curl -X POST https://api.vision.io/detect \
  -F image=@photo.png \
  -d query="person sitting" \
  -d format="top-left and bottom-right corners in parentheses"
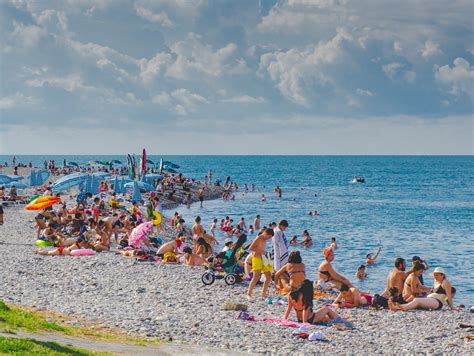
top-left (156, 235), bottom-right (184, 260)
top-left (389, 267), bottom-right (456, 311)
top-left (366, 246), bottom-right (382, 265)
top-left (283, 280), bottom-right (352, 328)
top-left (194, 237), bottom-right (213, 259)
top-left (402, 261), bottom-right (432, 302)
top-left (355, 265), bottom-right (367, 279)
top-left (380, 257), bottom-right (407, 305)
top-left (183, 246), bottom-right (206, 266)
top-left (407, 255), bottom-right (429, 286)
top-left (332, 284), bottom-right (373, 308)
top-left (317, 247), bottom-right (352, 290)
top-left (275, 251), bottom-right (306, 293)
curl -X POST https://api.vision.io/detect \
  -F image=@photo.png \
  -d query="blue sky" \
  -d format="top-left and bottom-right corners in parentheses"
top-left (0, 0), bottom-right (473, 154)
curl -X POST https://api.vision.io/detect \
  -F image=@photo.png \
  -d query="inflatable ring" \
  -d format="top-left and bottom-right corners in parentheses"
top-left (70, 249), bottom-right (95, 256)
top-left (35, 240), bottom-right (53, 247)
top-left (152, 211), bottom-right (162, 225)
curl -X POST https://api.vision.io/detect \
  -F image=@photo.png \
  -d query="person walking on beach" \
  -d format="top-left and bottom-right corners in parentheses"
top-left (247, 228), bottom-right (274, 300)
top-left (272, 220), bottom-right (289, 271)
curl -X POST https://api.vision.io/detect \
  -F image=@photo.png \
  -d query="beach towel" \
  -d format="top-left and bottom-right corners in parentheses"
top-left (236, 312), bottom-right (307, 328)
top-left (272, 227), bottom-right (289, 271)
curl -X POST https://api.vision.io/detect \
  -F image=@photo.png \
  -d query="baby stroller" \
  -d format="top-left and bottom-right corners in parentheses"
top-left (201, 233), bottom-right (247, 286)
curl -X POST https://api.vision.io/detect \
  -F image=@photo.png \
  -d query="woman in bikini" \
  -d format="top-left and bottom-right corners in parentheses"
top-left (332, 284), bottom-right (373, 308)
top-left (402, 262), bottom-right (432, 302)
top-left (183, 246), bottom-right (207, 266)
top-left (317, 247), bottom-right (352, 289)
top-left (389, 267), bottom-right (456, 311)
top-left (283, 280), bottom-right (351, 327)
top-left (275, 251), bottom-right (306, 293)
top-left (36, 237), bottom-right (89, 256)
top-left (194, 237), bottom-right (213, 259)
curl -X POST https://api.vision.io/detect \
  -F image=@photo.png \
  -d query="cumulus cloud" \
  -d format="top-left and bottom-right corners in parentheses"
top-left (382, 62), bottom-right (403, 80)
top-left (166, 33), bottom-right (240, 79)
top-left (435, 57), bottom-right (474, 99)
top-left (0, 92), bottom-right (40, 109)
top-left (134, 4), bottom-right (173, 27)
top-left (25, 74), bottom-right (97, 93)
top-left (139, 53), bottom-right (172, 82)
top-left (259, 29), bottom-right (352, 106)
top-left (221, 95), bottom-right (266, 104)
top-left (152, 88), bottom-right (209, 115)
top-left (420, 40), bottom-right (442, 59)
top-left (10, 21), bottom-right (46, 47)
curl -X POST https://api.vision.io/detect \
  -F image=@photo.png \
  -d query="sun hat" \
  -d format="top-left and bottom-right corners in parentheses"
top-left (429, 267), bottom-right (446, 276)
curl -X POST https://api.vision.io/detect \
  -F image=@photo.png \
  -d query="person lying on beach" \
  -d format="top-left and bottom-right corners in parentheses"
top-left (247, 228), bottom-right (274, 300)
top-left (36, 237), bottom-right (89, 256)
top-left (366, 246), bottom-right (382, 265)
top-left (283, 280), bottom-right (351, 327)
top-left (355, 265), bottom-right (367, 279)
top-left (275, 251), bottom-right (306, 293)
top-left (402, 262), bottom-right (433, 302)
top-left (332, 284), bottom-right (373, 308)
top-left (183, 247), bottom-right (206, 266)
top-left (389, 267), bottom-right (455, 311)
top-left (317, 247), bottom-right (353, 290)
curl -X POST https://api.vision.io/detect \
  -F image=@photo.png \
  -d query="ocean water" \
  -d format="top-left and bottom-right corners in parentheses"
top-left (2, 155), bottom-right (473, 305)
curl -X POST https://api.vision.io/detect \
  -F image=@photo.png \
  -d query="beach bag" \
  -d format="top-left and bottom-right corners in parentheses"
top-left (236, 311), bottom-right (254, 321)
top-left (372, 294), bottom-right (388, 309)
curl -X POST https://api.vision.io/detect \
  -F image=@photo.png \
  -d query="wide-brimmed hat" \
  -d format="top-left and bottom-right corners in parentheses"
top-left (429, 267), bottom-right (446, 276)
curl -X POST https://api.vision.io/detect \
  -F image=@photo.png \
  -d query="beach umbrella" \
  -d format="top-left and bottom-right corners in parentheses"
top-left (120, 177), bottom-right (126, 193)
top-left (141, 149), bottom-right (147, 173)
top-left (52, 172), bottom-right (87, 192)
top-left (124, 181), bottom-right (155, 192)
top-left (68, 162), bottom-right (79, 167)
top-left (146, 159), bottom-right (154, 165)
top-left (158, 158), bottom-right (163, 173)
top-left (4, 182), bottom-right (28, 189)
top-left (163, 167), bottom-right (178, 174)
top-left (0, 175), bottom-right (12, 184)
top-left (145, 174), bottom-right (163, 180)
top-left (113, 177), bottom-right (121, 194)
top-left (111, 160), bottom-right (122, 165)
top-left (91, 175), bottom-right (100, 194)
top-left (131, 181), bottom-right (142, 202)
top-left (29, 171), bottom-right (38, 186)
top-left (6, 175), bottom-right (24, 182)
top-left (25, 196), bottom-right (61, 211)
top-left (163, 161), bottom-right (180, 169)
top-left (92, 172), bottom-right (111, 179)
top-left (128, 221), bottom-right (153, 247)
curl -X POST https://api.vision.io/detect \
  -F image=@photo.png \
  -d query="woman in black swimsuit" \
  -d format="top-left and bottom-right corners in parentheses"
top-left (317, 247), bottom-right (352, 289)
top-left (275, 251), bottom-right (306, 292)
top-left (283, 280), bottom-right (345, 325)
top-left (389, 267), bottom-right (456, 311)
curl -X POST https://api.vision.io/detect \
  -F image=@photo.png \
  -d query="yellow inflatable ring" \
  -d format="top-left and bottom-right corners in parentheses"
top-left (152, 211), bottom-right (162, 225)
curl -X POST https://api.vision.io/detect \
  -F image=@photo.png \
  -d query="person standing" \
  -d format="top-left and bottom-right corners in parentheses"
top-left (247, 228), bottom-right (274, 300)
top-left (253, 215), bottom-right (261, 231)
top-left (272, 219), bottom-right (289, 271)
top-left (198, 187), bottom-right (205, 208)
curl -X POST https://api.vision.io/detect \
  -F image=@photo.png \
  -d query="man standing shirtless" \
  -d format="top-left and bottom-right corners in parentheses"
top-left (246, 228), bottom-right (274, 301)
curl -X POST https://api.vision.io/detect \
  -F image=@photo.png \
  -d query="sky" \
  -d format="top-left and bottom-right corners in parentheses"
top-left (0, 0), bottom-right (473, 155)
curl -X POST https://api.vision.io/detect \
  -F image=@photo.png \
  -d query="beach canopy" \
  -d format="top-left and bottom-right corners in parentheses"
top-left (3, 182), bottom-right (28, 189)
top-left (25, 196), bottom-right (61, 210)
top-left (129, 221), bottom-right (153, 247)
top-left (124, 181), bottom-right (155, 192)
top-left (52, 172), bottom-right (87, 192)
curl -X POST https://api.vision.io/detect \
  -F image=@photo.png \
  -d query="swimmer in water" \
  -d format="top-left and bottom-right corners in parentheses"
top-left (261, 194), bottom-right (266, 202)
top-left (366, 246), bottom-right (382, 266)
top-left (289, 235), bottom-right (298, 245)
top-left (355, 264), bottom-right (367, 279)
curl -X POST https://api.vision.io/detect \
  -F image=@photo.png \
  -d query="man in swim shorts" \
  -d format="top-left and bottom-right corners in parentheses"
top-left (246, 228), bottom-right (274, 301)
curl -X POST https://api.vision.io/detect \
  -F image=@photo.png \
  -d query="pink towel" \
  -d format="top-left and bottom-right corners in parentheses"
top-left (254, 317), bottom-right (307, 328)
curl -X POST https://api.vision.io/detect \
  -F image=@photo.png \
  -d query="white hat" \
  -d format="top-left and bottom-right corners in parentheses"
top-left (429, 267), bottom-right (446, 276)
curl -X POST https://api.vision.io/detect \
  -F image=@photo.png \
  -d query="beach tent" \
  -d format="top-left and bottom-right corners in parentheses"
top-left (37, 170), bottom-right (50, 185)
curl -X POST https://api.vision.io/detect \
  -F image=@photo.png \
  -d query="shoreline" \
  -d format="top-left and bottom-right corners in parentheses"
top-left (0, 206), bottom-right (473, 354)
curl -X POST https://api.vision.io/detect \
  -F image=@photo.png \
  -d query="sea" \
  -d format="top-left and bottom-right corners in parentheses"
top-left (2, 155), bottom-right (473, 305)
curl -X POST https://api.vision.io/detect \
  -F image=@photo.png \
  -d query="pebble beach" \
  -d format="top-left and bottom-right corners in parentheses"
top-left (0, 205), bottom-right (472, 354)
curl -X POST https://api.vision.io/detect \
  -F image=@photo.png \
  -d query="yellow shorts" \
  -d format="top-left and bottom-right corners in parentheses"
top-left (252, 256), bottom-right (273, 273)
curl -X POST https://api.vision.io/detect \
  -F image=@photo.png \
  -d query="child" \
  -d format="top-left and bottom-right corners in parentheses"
top-left (210, 218), bottom-right (217, 236)
top-left (246, 228), bottom-right (274, 301)
top-left (355, 264), bottom-right (367, 279)
top-left (332, 284), bottom-right (373, 308)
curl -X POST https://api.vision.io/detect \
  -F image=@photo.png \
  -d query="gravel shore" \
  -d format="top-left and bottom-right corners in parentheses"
top-left (0, 206), bottom-right (472, 354)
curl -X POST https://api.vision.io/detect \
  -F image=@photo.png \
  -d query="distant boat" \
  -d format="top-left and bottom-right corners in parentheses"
top-left (351, 176), bottom-right (365, 183)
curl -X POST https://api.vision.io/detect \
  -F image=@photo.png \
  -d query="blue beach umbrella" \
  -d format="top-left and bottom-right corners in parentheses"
top-left (0, 175), bottom-right (12, 184)
top-left (29, 171), bottom-right (38, 186)
top-left (52, 172), bottom-right (87, 192)
top-left (131, 181), bottom-right (142, 202)
top-left (124, 181), bottom-right (155, 192)
top-left (3, 182), bottom-right (28, 189)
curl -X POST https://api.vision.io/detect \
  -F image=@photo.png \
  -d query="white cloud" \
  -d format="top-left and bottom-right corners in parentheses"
top-left (435, 57), bottom-right (474, 99)
top-left (0, 92), bottom-right (40, 109)
top-left (221, 95), bottom-right (266, 104)
top-left (382, 62), bottom-right (403, 80)
top-left (259, 29), bottom-right (352, 106)
top-left (356, 88), bottom-right (374, 97)
top-left (134, 4), bottom-right (173, 27)
top-left (139, 53), bottom-right (172, 82)
top-left (347, 96), bottom-right (361, 108)
top-left (393, 41), bottom-right (403, 53)
top-left (420, 40), bottom-right (442, 59)
top-left (166, 33), bottom-right (239, 79)
top-left (152, 88), bottom-right (209, 115)
top-left (152, 92), bottom-right (172, 106)
top-left (10, 21), bottom-right (46, 47)
top-left (25, 74), bottom-right (97, 93)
